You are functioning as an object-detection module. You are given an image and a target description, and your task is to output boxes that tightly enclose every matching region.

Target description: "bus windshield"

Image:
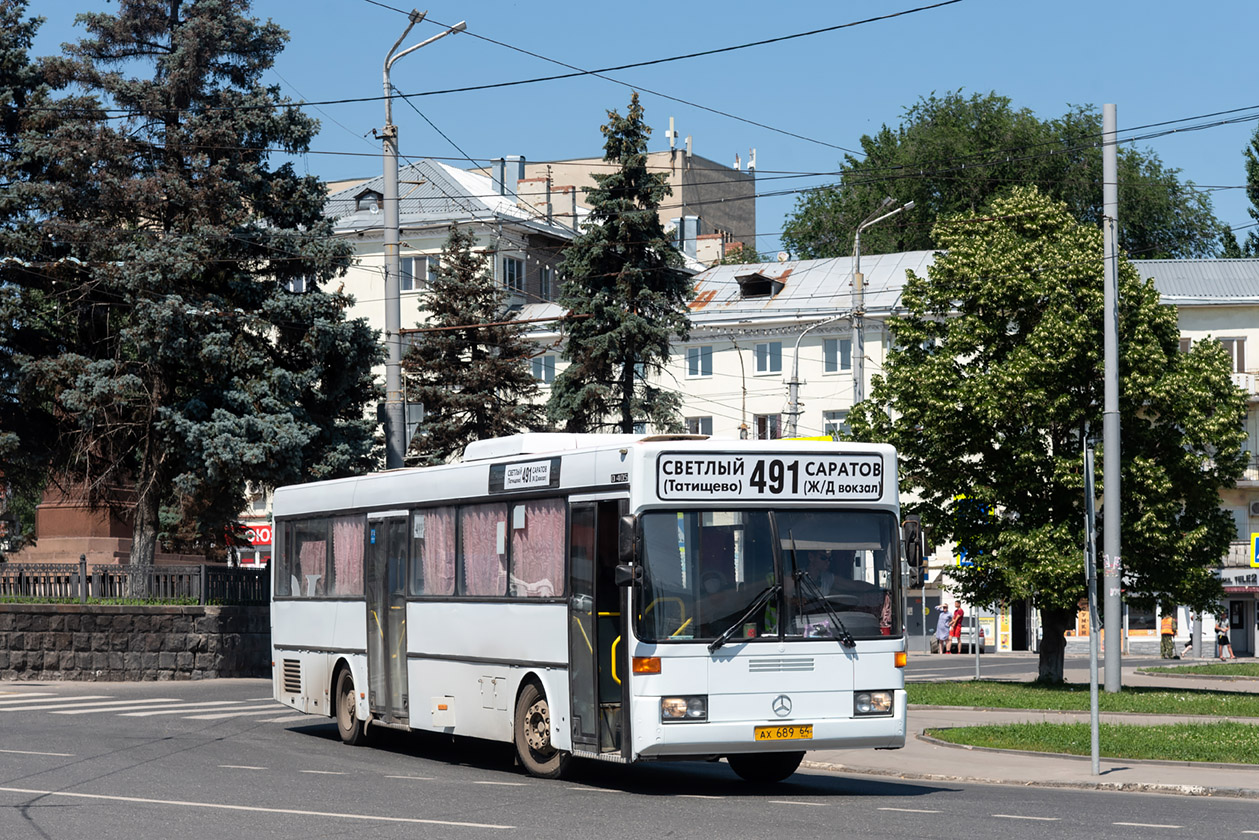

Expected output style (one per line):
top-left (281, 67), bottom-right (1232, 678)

top-left (636, 509), bottom-right (899, 644)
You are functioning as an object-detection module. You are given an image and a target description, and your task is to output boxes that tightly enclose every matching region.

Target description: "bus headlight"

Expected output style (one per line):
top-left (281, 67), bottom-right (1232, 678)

top-left (854, 691), bottom-right (893, 716)
top-left (661, 696), bottom-right (708, 722)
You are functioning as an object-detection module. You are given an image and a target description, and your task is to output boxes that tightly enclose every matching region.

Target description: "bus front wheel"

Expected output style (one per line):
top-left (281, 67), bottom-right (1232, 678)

top-left (727, 751), bottom-right (804, 783)
top-left (335, 668), bottom-right (370, 746)
top-left (513, 682), bottom-right (570, 779)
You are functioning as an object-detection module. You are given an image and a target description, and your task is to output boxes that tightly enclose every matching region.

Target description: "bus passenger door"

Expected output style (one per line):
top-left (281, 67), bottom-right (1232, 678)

top-left (366, 514), bottom-right (409, 725)
top-left (567, 499), bottom-right (627, 754)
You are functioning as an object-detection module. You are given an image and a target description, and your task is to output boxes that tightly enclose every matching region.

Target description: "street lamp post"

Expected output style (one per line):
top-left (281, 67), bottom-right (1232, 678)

top-left (783, 312), bottom-right (850, 438)
top-left (381, 10), bottom-right (465, 469)
top-left (852, 197), bottom-right (914, 408)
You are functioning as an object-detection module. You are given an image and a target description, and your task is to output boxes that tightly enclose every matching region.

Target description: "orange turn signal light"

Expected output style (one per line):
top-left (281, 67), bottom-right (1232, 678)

top-left (894, 651), bottom-right (908, 668)
top-left (632, 656), bottom-right (662, 675)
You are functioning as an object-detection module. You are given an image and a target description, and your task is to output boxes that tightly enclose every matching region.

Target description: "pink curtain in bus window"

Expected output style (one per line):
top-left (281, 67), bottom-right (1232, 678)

top-left (422, 507), bottom-right (457, 595)
top-left (332, 516), bottom-right (364, 597)
top-left (461, 504), bottom-right (507, 596)
top-left (298, 538), bottom-right (326, 596)
top-left (511, 499), bottom-right (565, 597)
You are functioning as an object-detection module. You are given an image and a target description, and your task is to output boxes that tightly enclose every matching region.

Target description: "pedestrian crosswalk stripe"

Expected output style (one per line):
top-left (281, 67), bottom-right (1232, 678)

top-left (50, 699), bottom-right (184, 715)
top-left (185, 708), bottom-right (289, 720)
top-left (0, 695), bottom-right (113, 708)
top-left (119, 701), bottom-right (267, 717)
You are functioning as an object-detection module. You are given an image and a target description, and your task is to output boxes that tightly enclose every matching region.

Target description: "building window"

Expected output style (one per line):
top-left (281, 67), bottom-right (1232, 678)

top-left (1218, 338), bottom-right (1246, 373)
top-left (633, 422), bottom-right (647, 434)
top-left (285, 275), bottom-right (311, 294)
top-left (504, 257), bottom-right (524, 292)
top-left (755, 341), bottom-right (782, 374)
top-left (754, 413), bottom-right (781, 440)
top-left (400, 257), bottom-right (415, 292)
top-left (823, 410), bottom-right (850, 439)
top-left (686, 345), bottom-right (713, 378)
top-left (540, 266), bottom-right (554, 300)
top-left (531, 355), bottom-right (556, 384)
top-left (824, 338), bottom-right (852, 372)
top-left (1178, 337), bottom-right (1192, 354)
top-left (426, 256), bottom-right (441, 284)
top-left (355, 191), bottom-right (382, 213)
top-left (685, 416), bottom-right (713, 436)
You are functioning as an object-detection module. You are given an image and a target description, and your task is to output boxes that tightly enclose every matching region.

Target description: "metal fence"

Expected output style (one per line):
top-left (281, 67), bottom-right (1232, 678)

top-left (0, 561), bottom-right (269, 605)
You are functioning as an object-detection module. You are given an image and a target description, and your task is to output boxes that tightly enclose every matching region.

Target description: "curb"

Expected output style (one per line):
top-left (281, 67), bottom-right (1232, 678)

top-left (800, 758), bottom-right (1259, 799)
top-left (914, 729), bottom-right (1259, 772)
top-left (1133, 668), bottom-right (1259, 682)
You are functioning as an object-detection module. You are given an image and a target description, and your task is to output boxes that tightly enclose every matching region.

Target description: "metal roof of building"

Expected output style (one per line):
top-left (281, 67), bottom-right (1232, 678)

top-left (324, 158), bottom-right (580, 238)
top-left (1133, 258), bottom-right (1259, 304)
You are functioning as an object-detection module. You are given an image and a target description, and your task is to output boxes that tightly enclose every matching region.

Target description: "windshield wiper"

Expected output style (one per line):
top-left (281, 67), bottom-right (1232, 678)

top-left (708, 584), bottom-right (781, 653)
top-left (795, 569), bottom-right (856, 647)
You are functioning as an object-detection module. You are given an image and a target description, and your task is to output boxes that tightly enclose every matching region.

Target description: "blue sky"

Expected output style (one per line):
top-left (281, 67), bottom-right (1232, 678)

top-left (32, 0), bottom-right (1259, 255)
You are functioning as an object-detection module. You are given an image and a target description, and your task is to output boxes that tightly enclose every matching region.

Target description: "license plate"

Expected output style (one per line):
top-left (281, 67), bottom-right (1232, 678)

top-left (754, 723), bottom-right (813, 741)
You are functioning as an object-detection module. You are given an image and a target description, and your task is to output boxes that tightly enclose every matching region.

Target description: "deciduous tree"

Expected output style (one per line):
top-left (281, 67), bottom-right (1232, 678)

top-left (849, 186), bottom-right (1247, 683)
top-left (783, 91), bottom-right (1221, 261)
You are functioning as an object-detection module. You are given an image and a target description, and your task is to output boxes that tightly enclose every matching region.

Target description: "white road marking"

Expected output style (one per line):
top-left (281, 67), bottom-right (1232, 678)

top-left (1114, 823), bottom-right (1182, 829)
top-left (0, 696), bottom-right (114, 709)
top-left (300, 770), bottom-right (347, 776)
top-left (0, 748), bottom-right (75, 757)
top-left (678, 794), bottom-right (724, 800)
top-left (0, 693), bottom-right (59, 702)
top-left (219, 765), bottom-right (266, 770)
top-left (119, 701), bottom-right (267, 717)
top-left (52, 700), bottom-right (185, 715)
top-left (387, 776), bottom-right (436, 781)
top-left (259, 715), bottom-right (311, 724)
top-left (473, 781), bottom-right (528, 787)
top-left (184, 708), bottom-right (298, 720)
top-left (993, 814), bottom-right (1059, 821)
top-left (0, 786), bottom-right (513, 829)
top-left (879, 807), bottom-right (941, 813)
top-left (769, 800), bottom-right (826, 807)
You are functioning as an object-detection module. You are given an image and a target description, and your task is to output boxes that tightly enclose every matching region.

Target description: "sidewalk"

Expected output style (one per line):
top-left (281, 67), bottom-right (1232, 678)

top-left (804, 662), bottom-right (1259, 798)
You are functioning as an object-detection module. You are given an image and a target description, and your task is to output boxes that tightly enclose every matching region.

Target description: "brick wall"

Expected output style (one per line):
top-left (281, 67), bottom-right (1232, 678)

top-left (0, 604), bottom-right (269, 680)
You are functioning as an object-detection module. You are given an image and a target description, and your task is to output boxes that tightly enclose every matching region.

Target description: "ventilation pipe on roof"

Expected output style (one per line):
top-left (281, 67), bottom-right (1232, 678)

top-left (492, 158), bottom-right (505, 196)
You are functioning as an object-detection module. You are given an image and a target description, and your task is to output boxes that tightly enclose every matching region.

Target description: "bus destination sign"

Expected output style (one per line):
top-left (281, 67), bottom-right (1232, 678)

top-left (657, 453), bottom-right (884, 501)
top-left (489, 457), bottom-right (562, 494)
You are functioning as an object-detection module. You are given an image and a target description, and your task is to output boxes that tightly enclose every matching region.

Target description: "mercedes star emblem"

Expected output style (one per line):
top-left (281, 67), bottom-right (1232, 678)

top-left (772, 694), bottom-right (792, 717)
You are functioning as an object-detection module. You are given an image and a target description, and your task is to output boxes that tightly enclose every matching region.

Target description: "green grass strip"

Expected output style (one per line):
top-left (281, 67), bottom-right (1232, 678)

top-left (1144, 662), bottom-right (1259, 678)
top-left (926, 721), bottom-right (1259, 765)
top-left (909, 679), bottom-right (1259, 717)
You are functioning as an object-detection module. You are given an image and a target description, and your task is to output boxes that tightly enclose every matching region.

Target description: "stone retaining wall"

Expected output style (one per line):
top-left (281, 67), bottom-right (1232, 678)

top-left (0, 604), bottom-right (270, 680)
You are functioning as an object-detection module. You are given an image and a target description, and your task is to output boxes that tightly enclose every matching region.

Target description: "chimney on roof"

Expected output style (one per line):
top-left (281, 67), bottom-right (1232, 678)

top-left (491, 155), bottom-right (527, 196)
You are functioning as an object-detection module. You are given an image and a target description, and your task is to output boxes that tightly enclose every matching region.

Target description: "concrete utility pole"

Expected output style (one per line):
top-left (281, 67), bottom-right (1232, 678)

top-left (381, 10), bottom-right (465, 469)
top-left (784, 313), bottom-right (850, 438)
top-left (1101, 103), bottom-right (1123, 692)
top-left (852, 198), bottom-right (914, 408)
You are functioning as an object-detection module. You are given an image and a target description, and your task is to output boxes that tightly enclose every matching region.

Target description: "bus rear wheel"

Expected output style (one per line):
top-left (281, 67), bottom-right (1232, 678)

top-left (727, 751), bottom-right (805, 783)
top-left (513, 682), bottom-right (570, 779)
top-left (335, 668), bottom-right (370, 746)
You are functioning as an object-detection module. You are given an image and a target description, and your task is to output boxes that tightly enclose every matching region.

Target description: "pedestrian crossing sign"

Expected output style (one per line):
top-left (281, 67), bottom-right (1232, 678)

top-left (1252, 532), bottom-right (1259, 568)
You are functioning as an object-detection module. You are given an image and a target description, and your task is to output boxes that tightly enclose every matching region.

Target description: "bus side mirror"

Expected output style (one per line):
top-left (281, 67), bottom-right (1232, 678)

top-left (902, 515), bottom-right (923, 568)
top-left (618, 514), bottom-right (637, 564)
top-left (615, 564), bottom-right (642, 587)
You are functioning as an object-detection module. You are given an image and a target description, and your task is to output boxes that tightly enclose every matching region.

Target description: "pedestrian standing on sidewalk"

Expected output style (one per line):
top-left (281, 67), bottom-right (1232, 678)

top-left (934, 603), bottom-right (951, 653)
top-left (949, 601), bottom-right (964, 654)
top-left (1160, 610), bottom-right (1178, 659)
top-left (1217, 617), bottom-right (1235, 660)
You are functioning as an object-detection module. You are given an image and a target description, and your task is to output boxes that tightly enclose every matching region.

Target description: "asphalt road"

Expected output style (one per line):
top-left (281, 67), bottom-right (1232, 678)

top-left (1, 677), bottom-right (1255, 840)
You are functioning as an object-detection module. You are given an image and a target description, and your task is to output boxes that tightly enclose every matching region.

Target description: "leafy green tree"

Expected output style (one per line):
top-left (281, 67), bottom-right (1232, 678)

top-left (549, 93), bottom-right (691, 433)
top-left (402, 226), bottom-right (544, 465)
top-left (718, 241), bottom-right (763, 265)
top-left (1242, 125), bottom-right (1259, 256)
top-left (1, 0), bottom-right (381, 580)
top-left (849, 186), bottom-right (1247, 683)
top-left (1220, 226), bottom-right (1244, 258)
top-left (783, 91), bottom-right (1222, 261)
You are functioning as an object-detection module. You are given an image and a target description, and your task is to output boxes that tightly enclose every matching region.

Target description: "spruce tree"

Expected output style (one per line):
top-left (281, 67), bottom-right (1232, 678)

top-left (2, 0), bottom-right (381, 579)
top-left (549, 92), bottom-right (691, 434)
top-left (402, 226), bottom-right (544, 465)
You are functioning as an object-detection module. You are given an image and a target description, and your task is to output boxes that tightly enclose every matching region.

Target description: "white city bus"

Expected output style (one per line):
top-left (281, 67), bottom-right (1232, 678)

top-left (270, 433), bottom-right (912, 782)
